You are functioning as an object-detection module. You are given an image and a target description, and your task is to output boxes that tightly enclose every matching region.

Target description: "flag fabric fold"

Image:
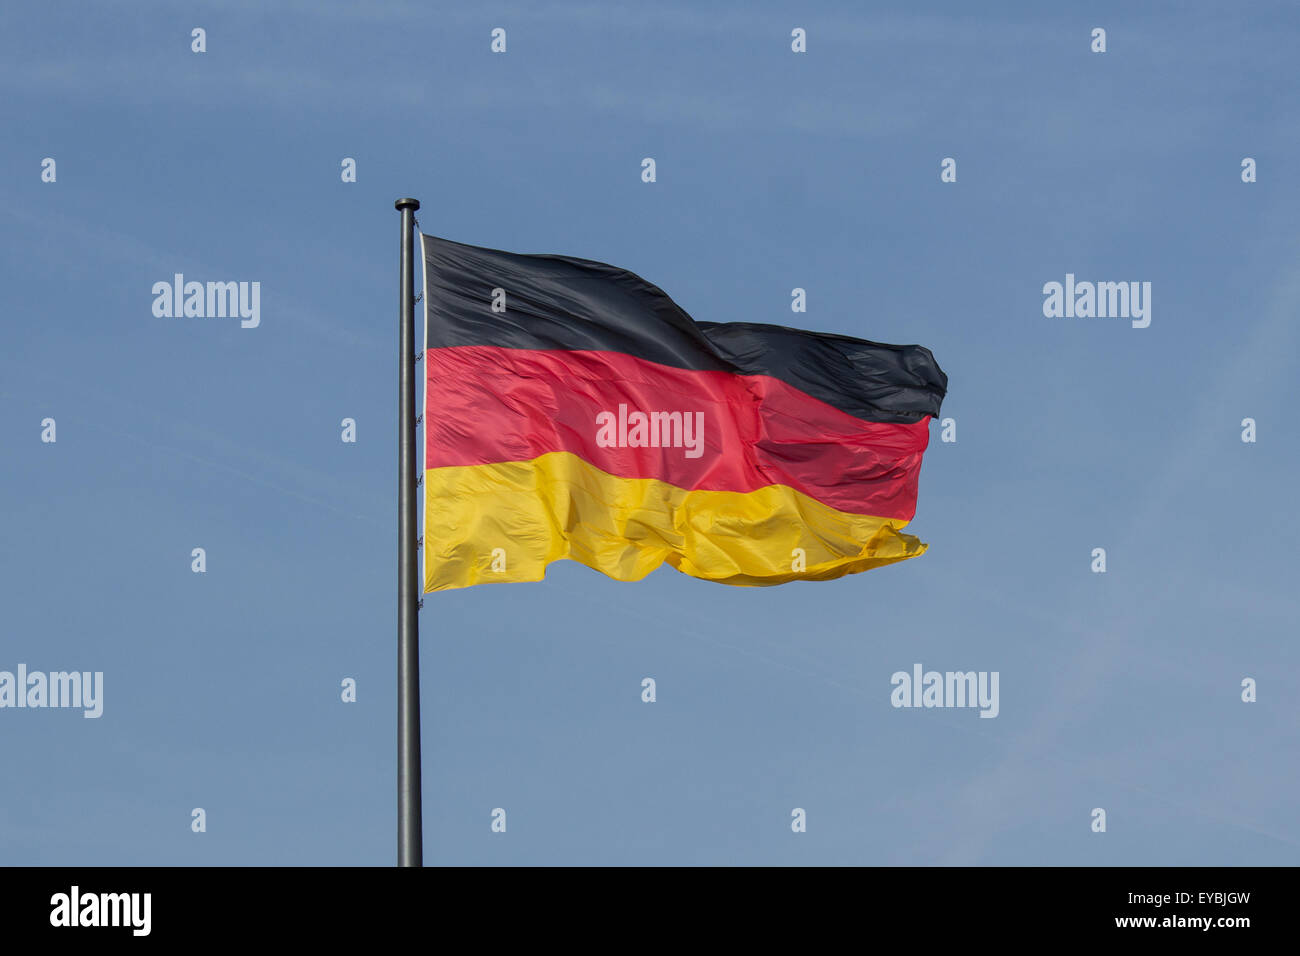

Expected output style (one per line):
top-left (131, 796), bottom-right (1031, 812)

top-left (421, 233), bottom-right (947, 591)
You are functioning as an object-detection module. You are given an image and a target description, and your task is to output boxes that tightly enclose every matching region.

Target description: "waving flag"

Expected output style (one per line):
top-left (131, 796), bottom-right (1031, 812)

top-left (421, 234), bottom-right (947, 590)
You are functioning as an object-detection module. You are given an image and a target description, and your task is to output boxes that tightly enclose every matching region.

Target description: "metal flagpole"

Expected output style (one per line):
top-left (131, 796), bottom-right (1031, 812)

top-left (395, 197), bottom-right (423, 866)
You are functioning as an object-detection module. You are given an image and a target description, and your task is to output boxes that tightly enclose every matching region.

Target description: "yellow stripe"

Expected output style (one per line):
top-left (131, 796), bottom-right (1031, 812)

top-left (423, 451), bottom-right (927, 591)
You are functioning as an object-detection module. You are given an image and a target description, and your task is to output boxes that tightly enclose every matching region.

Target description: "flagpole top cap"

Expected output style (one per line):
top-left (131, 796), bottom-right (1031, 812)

top-left (395, 198), bottom-right (421, 211)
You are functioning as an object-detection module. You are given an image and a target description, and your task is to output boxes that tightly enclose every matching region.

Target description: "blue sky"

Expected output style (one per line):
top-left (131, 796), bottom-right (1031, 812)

top-left (1, 1), bottom-right (1297, 865)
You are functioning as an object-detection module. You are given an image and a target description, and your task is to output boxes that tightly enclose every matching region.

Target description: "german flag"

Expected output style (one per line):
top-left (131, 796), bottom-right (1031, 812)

top-left (421, 234), bottom-right (947, 591)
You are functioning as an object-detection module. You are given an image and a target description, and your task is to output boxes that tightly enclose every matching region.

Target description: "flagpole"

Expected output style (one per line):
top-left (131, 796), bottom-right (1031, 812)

top-left (395, 197), bottom-right (423, 867)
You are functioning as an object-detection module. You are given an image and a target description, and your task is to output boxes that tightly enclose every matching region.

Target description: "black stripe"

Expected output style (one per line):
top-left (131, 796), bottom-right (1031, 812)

top-left (422, 234), bottom-right (947, 423)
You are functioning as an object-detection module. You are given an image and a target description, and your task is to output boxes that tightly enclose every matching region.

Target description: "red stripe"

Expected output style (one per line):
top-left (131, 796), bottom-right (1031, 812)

top-left (425, 346), bottom-right (930, 519)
